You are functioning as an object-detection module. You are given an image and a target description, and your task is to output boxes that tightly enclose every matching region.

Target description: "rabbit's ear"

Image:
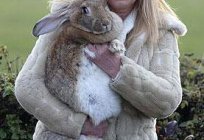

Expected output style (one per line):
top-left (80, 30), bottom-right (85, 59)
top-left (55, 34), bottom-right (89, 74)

top-left (33, 9), bottom-right (69, 37)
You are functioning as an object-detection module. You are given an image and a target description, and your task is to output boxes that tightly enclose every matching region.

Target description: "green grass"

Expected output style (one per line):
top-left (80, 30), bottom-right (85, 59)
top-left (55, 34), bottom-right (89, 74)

top-left (0, 0), bottom-right (48, 61)
top-left (0, 0), bottom-right (203, 63)
top-left (167, 0), bottom-right (204, 57)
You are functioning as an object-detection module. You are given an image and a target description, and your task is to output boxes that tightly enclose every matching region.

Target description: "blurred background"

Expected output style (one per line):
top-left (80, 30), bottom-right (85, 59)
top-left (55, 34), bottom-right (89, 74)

top-left (0, 0), bottom-right (203, 61)
top-left (0, 0), bottom-right (203, 140)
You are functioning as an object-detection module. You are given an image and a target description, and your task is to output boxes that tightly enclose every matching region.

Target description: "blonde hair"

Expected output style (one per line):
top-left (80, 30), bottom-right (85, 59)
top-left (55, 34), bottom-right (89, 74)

top-left (133, 0), bottom-right (178, 43)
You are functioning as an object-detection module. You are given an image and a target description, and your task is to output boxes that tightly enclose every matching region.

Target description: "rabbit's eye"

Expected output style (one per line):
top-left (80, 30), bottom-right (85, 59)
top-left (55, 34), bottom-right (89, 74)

top-left (81, 6), bottom-right (90, 15)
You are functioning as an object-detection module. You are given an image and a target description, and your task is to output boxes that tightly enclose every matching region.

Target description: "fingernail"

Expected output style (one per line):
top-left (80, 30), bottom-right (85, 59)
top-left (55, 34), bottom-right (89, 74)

top-left (84, 48), bottom-right (96, 58)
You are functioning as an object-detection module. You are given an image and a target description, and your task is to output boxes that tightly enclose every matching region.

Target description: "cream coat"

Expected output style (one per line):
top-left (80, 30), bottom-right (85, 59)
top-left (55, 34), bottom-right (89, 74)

top-left (15, 11), bottom-right (187, 140)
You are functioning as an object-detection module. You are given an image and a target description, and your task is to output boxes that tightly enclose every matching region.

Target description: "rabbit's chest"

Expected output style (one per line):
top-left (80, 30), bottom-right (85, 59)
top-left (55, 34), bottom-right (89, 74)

top-left (76, 49), bottom-right (121, 124)
top-left (45, 44), bottom-right (121, 125)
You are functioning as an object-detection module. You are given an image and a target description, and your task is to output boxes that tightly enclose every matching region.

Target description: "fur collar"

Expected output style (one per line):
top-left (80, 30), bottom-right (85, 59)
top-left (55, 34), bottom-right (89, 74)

top-left (161, 13), bottom-right (187, 36)
top-left (117, 10), bottom-right (137, 43)
top-left (124, 12), bottom-right (187, 60)
top-left (126, 11), bottom-right (187, 44)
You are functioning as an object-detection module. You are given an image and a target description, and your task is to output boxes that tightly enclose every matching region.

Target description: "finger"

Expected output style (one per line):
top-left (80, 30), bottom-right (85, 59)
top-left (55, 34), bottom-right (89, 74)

top-left (84, 47), bottom-right (96, 59)
top-left (86, 44), bottom-right (97, 52)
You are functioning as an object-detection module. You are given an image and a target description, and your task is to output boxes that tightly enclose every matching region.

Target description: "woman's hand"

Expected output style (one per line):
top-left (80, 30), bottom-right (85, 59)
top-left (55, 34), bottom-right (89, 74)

top-left (81, 117), bottom-right (108, 137)
top-left (84, 43), bottom-right (121, 78)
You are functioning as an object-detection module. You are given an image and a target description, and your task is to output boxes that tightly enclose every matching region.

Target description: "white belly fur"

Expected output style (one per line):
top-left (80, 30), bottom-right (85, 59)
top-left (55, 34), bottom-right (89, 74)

top-left (76, 52), bottom-right (121, 125)
top-left (75, 10), bottom-right (136, 126)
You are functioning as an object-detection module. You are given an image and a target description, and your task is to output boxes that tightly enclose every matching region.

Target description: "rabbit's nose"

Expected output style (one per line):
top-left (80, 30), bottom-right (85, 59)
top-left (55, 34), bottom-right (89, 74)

top-left (101, 20), bottom-right (111, 31)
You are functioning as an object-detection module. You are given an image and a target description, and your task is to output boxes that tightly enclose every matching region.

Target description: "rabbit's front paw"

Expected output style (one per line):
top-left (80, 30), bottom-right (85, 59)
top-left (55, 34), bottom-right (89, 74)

top-left (109, 39), bottom-right (126, 55)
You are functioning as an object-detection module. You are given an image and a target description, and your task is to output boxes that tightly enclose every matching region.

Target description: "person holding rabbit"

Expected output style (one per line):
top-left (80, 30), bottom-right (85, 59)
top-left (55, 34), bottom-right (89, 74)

top-left (15, 0), bottom-right (187, 140)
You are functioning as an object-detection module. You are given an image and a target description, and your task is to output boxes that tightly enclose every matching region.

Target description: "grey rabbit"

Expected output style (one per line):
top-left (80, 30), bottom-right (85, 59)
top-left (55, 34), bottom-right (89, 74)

top-left (33, 0), bottom-right (127, 132)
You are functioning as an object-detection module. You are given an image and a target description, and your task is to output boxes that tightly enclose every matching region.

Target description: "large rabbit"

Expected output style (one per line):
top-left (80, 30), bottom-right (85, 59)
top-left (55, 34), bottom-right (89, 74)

top-left (33, 0), bottom-right (134, 131)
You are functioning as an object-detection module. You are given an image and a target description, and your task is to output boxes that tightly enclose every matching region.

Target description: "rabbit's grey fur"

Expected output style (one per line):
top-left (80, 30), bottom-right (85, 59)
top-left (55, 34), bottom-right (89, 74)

top-left (32, 0), bottom-right (125, 126)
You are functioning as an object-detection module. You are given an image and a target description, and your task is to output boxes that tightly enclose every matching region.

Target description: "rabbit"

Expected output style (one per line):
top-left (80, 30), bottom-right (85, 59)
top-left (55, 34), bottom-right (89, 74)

top-left (32, 0), bottom-right (129, 128)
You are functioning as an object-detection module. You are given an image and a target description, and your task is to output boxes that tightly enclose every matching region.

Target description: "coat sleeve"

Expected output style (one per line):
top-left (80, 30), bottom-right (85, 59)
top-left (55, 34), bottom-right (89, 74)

top-left (110, 31), bottom-right (182, 119)
top-left (14, 34), bottom-right (87, 139)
